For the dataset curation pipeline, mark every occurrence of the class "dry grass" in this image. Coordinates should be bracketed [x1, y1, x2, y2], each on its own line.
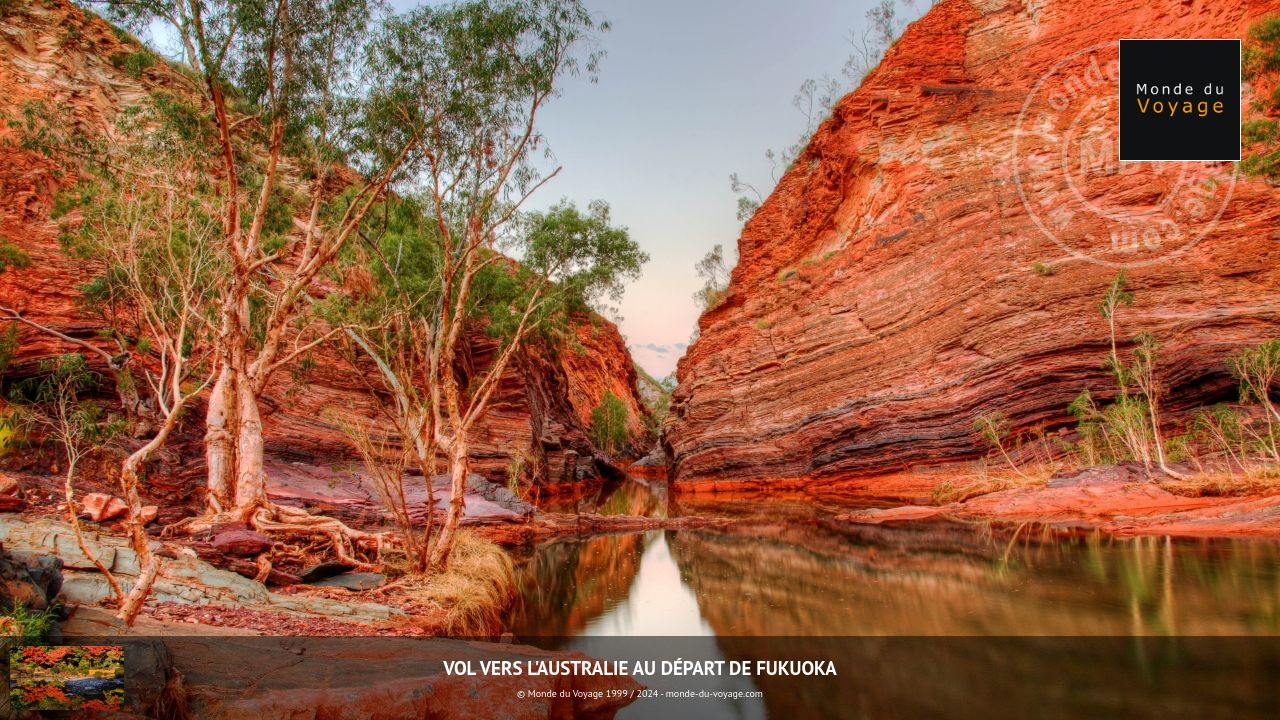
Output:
[1158, 465, 1280, 498]
[931, 462, 1057, 505]
[387, 530, 515, 636]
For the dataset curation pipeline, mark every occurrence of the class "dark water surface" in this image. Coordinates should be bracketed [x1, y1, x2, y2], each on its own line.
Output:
[506, 478, 1280, 719]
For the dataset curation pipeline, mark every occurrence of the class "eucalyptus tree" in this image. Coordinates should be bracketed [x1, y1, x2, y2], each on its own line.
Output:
[94, 0, 630, 572]
[11, 355, 126, 604]
[64, 113, 227, 623]
[10, 94, 227, 623]
[347, 197, 645, 571]
[333, 0, 635, 569]
[97, 0, 429, 540]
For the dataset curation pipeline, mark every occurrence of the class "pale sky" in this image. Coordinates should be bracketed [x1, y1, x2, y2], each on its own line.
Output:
[506, 0, 894, 378]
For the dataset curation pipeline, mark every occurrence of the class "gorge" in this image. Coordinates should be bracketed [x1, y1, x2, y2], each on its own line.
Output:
[0, 0, 1277, 717]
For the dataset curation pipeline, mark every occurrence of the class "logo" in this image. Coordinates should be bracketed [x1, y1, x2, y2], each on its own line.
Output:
[1119, 39, 1241, 161]
[1013, 43, 1238, 268]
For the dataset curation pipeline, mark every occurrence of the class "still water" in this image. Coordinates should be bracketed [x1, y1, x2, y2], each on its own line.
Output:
[506, 477, 1280, 719]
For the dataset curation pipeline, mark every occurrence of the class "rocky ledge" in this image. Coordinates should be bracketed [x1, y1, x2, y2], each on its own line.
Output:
[834, 465, 1280, 538]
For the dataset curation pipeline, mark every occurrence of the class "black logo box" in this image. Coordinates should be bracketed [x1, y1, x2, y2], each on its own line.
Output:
[1119, 38, 1241, 162]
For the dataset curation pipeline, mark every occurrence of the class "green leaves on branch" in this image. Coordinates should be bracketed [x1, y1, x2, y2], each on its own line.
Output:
[521, 200, 647, 314]
[590, 391, 629, 456]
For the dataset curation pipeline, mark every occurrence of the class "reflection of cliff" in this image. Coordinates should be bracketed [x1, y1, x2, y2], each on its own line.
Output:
[507, 533, 649, 638]
[541, 477, 668, 518]
[667, 526, 1280, 636]
[668, 528, 1280, 718]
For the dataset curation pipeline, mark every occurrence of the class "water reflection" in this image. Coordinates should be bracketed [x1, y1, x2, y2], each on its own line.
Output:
[508, 479, 1280, 718]
[536, 475, 668, 517]
[512, 482, 1280, 637]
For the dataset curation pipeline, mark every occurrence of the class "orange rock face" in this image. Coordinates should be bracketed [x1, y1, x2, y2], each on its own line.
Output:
[0, 1, 647, 491]
[668, 0, 1280, 486]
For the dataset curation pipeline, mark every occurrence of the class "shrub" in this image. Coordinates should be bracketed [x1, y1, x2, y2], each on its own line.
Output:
[0, 239, 31, 273]
[973, 411, 1027, 478]
[1227, 339, 1280, 461]
[109, 50, 155, 79]
[1031, 261, 1055, 276]
[590, 391, 629, 455]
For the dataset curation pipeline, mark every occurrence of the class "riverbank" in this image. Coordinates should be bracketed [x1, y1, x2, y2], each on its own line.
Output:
[667, 464, 1280, 540]
[5, 459, 1277, 644]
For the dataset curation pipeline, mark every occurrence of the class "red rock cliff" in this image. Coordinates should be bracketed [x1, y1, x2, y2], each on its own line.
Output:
[0, 1, 648, 489]
[667, 0, 1280, 487]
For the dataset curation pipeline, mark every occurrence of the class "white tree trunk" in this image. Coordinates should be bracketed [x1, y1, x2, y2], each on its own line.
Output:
[430, 438, 469, 571]
[204, 368, 236, 512]
[233, 377, 267, 519]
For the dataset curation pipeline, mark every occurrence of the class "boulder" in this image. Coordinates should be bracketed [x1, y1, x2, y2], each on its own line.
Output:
[136, 505, 159, 525]
[0, 545, 63, 611]
[0, 474, 19, 495]
[310, 572, 386, 591]
[81, 493, 128, 523]
[464, 473, 535, 519]
[299, 561, 355, 583]
[210, 529, 273, 557]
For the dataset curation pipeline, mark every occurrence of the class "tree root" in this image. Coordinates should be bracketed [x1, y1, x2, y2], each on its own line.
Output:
[165, 502, 390, 571]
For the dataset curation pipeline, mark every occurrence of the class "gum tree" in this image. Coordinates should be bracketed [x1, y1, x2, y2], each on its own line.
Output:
[346, 201, 644, 570]
[11, 98, 226, 623]
[96, 0, 431, 546]
[347, 0, 626, 569]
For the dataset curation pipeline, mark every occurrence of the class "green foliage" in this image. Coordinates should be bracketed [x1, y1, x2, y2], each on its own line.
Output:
[347, 194, 643, 358]
[518, 200, 646, 323]
[590, 391, 629, 456]
[1243, 118, 1278, 145]
[1243, 17, 1280, 79]
[1227, 339, 1280, 461]
[1065, 275, 1182, 471]
[149, 93, 217, 149]
[1031, 261, 1056, 277]
[8, 355, 125, 447]
[1098, 271, 1134, 322]
[1191, 404, 1248, 462]
[1242, 16, 1280, 179]
[10, 354, 97, 407]
[0, 323, 18, 377]
[109, 50, 155, 78]
[973, 411, 1011, 448]
[0, 238, 31, 273]
[634, 365, 673, 438]
[2, 601, 58, 640]
[1228, 339, 1280, 405]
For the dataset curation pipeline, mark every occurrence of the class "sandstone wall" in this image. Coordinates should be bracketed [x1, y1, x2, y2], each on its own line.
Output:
[667, 0, 1280, 486]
